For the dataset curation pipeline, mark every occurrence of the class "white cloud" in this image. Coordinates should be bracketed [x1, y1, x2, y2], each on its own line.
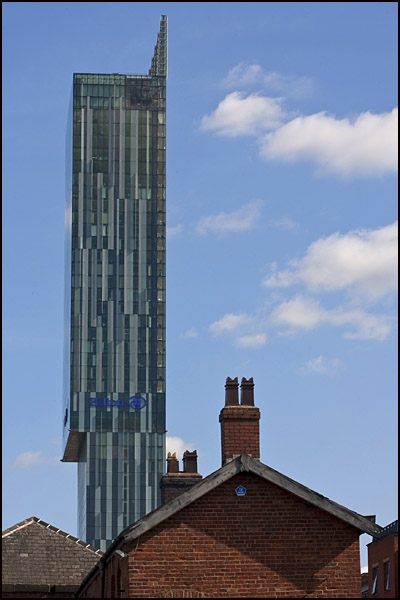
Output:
[260, 108, 398, 176]
[166, 224, 183, 239]
[269, 296, 392, 341]
[166, 436, 195, 460]
[201, 71, 397, 178]
[209, 312, 252, 336]
[196, 200, 263, 235]
[10, 450, 61, 469]
[264, 222, 398, 301]
[180, 328, 198, 339]
[209, 312, 268, 349]
[209, 291, 394, 347]
[268, 216, 300, 232]
[235, 333, 267, 349]
[200, 91, 285, 137]
[300, 355, 341, 375]
[208, 223, 397, 344]
[339, 310, 393, 341]
[11, 451, 44, 468]
[222, 63, 265, 88]
[223, 63, 315, 98]
[269, 296, 324, 331]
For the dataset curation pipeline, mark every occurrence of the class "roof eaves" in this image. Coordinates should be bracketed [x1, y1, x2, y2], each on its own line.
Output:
[2, 584, 80, 594]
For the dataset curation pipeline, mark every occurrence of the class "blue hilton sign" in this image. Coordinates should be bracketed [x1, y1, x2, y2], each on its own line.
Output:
[90, 395, 147, 410]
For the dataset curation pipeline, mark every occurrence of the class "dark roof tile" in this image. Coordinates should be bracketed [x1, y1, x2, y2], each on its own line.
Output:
[2, 517, 103, 587]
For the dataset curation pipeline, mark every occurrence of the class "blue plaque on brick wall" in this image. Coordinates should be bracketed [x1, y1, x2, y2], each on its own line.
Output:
[235, 485, 247, 496]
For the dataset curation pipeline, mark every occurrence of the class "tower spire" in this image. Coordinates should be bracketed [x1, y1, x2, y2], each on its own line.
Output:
[149, 15, 168, 78]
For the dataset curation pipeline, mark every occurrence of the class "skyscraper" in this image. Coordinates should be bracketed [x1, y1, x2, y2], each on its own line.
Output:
[62, 16, 167, 551]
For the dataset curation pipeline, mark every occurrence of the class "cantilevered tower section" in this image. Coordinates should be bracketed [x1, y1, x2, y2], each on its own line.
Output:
[63, 16, 167, 551]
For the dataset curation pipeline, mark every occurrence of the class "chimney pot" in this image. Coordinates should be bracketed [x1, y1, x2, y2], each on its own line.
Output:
[240, 377, 255, 406]
[225, 377, 239, 406]
[182, 450, 198, 474]
[166, 452, 179, 473]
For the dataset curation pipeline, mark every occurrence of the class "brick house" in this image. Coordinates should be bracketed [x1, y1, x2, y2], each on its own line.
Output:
[77, 377, 382, 598]
[2, 516, 103, 598]
[367, 520, 398, 598]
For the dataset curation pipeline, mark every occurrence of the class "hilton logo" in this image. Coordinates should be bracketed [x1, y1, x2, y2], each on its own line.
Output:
[90, 395, 147, 410]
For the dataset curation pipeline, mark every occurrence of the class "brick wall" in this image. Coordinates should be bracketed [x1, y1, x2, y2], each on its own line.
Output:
[219, 377, 260, 465]
[160, 473, 203, 504]
[220, 405, 260, 464]
[368, 531, 398, 598]
[80, 472, 362, 598]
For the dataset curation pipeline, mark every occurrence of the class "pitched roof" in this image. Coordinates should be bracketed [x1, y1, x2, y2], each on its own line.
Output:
[2, 516, 103, 591]
[123, 454, 382, 542]
[372, 519, 398, 538]
[78, 453, 382, 595]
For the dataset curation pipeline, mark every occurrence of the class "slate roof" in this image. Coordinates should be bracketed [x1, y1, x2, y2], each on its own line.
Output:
[78, 453, 383, 595]
[2, 516, 103, 592]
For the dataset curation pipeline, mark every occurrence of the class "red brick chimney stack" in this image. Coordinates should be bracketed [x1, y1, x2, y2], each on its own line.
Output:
[219, 377, 260, 466]
[160, 451, 202, 504]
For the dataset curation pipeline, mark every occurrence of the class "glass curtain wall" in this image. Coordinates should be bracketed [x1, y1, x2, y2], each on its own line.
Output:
[63, 17, 167, 551]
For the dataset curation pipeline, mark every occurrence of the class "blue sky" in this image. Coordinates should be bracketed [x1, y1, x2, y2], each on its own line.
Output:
[2, 2, 397, 568]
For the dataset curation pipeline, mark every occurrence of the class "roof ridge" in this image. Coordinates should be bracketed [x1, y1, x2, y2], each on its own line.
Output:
[2, 516, 104, 556]
[2, 517, 39, 538]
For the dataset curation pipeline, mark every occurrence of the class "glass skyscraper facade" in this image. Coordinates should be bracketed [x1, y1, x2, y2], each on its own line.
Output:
[62, 16, 167, 551]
